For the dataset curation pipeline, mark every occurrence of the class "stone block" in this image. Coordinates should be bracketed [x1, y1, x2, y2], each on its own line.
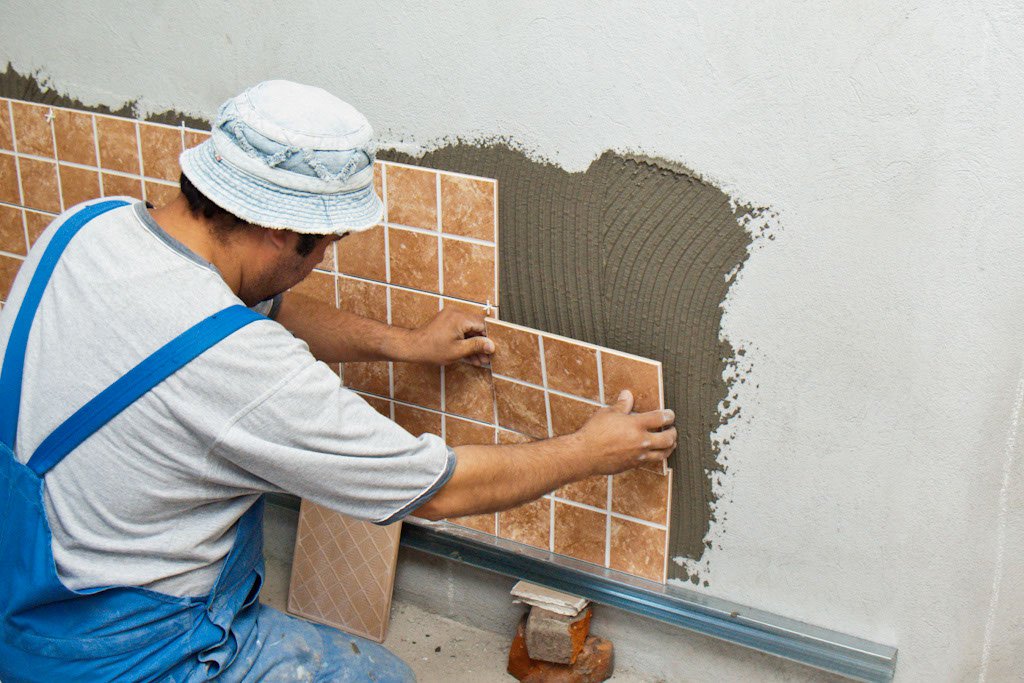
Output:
[525, 606, 592, 664]
[508, 615, 614, 683]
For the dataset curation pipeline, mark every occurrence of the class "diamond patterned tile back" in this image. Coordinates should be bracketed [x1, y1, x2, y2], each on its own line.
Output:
[287, 501, 402, 642]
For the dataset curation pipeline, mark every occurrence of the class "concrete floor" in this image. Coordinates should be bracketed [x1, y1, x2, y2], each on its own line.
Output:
[262, 551, 649, 682]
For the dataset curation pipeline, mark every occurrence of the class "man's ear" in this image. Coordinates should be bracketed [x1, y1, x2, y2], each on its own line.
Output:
[263, 227, 292, 252]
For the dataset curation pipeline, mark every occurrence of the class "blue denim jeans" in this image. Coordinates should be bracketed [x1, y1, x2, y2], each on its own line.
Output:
[218, 605, 415, 682]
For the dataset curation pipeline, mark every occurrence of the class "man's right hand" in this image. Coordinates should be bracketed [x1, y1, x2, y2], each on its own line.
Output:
[574, 390, 677, 475]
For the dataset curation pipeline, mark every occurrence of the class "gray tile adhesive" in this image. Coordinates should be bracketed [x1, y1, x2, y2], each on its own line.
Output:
[1, 64, 758, 580]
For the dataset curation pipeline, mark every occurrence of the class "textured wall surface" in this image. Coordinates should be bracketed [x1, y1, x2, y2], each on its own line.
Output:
[4, 2, 1023, 680]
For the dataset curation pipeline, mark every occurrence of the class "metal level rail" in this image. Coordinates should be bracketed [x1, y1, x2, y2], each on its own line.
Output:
[401, 520, 897, 682]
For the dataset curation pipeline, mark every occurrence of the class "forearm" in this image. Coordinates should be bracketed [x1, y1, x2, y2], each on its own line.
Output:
[275, 291, 415, 363]
[414, 434, 591, 520]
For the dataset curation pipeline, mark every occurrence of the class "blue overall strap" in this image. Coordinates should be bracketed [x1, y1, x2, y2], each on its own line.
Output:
[0, 200, 129, 451]
[26, 304, 264, 477]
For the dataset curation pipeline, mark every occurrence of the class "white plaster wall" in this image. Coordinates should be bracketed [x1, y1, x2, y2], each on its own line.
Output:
[4, 1, 1022, 680]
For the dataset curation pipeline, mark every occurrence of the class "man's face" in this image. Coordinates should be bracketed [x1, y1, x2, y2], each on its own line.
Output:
[241, 233, 342, 305]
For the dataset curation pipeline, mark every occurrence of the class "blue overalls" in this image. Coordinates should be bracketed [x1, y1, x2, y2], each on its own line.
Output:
[0, 201, 415, 682]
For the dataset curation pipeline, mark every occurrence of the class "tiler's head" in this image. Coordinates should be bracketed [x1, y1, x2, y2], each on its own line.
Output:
[178, 80, 381, 303]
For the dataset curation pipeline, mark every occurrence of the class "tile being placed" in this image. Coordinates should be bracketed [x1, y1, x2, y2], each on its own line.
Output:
[288, 500, 402, 642]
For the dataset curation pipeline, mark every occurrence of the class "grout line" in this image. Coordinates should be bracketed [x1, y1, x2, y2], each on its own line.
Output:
[605, 476, 613, 567]
[538, 336, 554, 439]
[387, 220, 496, 248]
[91, 114, 105, 197]
[435, 172, 444, 297]
[493, 178, 499, 307]
[549, 494, 556, 553]
[0, 249, 27, 260]
[381, 165, 391, 285]
[9, 102, 26, 211]
[47, 108, 66, 213]
[134, 121, 146, 203]
[596, 349, 606, 405]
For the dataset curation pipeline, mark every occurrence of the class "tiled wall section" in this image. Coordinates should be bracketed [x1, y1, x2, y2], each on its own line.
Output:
[349, 318, 673, 583]
[0, 96, 210, 306]
[0, 97, 671, 583]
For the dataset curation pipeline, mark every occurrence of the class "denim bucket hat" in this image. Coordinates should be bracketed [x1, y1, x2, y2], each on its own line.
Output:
[179, 80, 383, 235]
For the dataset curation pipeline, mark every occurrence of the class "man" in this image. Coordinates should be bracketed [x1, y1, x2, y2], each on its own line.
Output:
[0, 80, 676, 682]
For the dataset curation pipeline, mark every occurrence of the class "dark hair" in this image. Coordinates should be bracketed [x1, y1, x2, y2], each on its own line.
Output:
[179, 173, 319, 257]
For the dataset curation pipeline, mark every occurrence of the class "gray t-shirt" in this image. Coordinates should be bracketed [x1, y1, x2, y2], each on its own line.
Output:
[0, 199, 454, 597]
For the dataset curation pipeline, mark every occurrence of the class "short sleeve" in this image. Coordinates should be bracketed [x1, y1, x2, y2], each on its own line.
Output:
[250, 293, 283, 320]
[207, 361, 455, 524]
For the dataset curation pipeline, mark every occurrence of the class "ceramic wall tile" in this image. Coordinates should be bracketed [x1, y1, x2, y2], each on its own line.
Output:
[100, 173, 142, 199]
[442, 238, 495, 305]
[59, 165, 100, 208]
[443, 361, 494, 424]
[392, 362, 442, 411]
[53, 110, 96, 166]
[0, 102, 12, 151]
[24, 211, 50, 245]
[358, 393, 392, 417]
[498, 497, 550, 551]
[386, 164, 437, 230]
[316, 241, 336, 272]
[11, 102, 54, 158]
[486, 321, 542, 385]
[184, 129, 209, 149]
[1, 255, 21, 301]
[553, 502, 606, 566]
[493, 377, 549, 439]
[343, 361, 390, 397]
[602, 350, 662, 413]
[18, 158, 60, 213]
[389, 287, 439, 329]
[611, 467, 670, 525]
[337, 225, 386, 281]
[444, 415, 495, 447]
[388, 227, 438, 293]
[289, 270, 336, 308]
[451, 513, 497, 534]
[548, 393, 600, 437]
[337, 277, 387, 322]
[440, 174, 495, 242]
[543, 335, 600, 401]
[144, 181, 178, 207]
[139, 123, 183, 182]
[0, 205, 25, 255]
[609, 518, 666, 582]
[96, 117, 140, 175]
[392, 403, 442, 437]
[556, 476, 608, 509]
[0, 153, 19, 204]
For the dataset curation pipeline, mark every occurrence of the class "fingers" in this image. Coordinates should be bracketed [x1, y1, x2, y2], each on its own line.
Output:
[455, 310, 487, 336]
[460, 335, 495, 358]
[634, 408, 675, 430]
[643, 426, 677, 452]
[610, 390, 634, 414]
